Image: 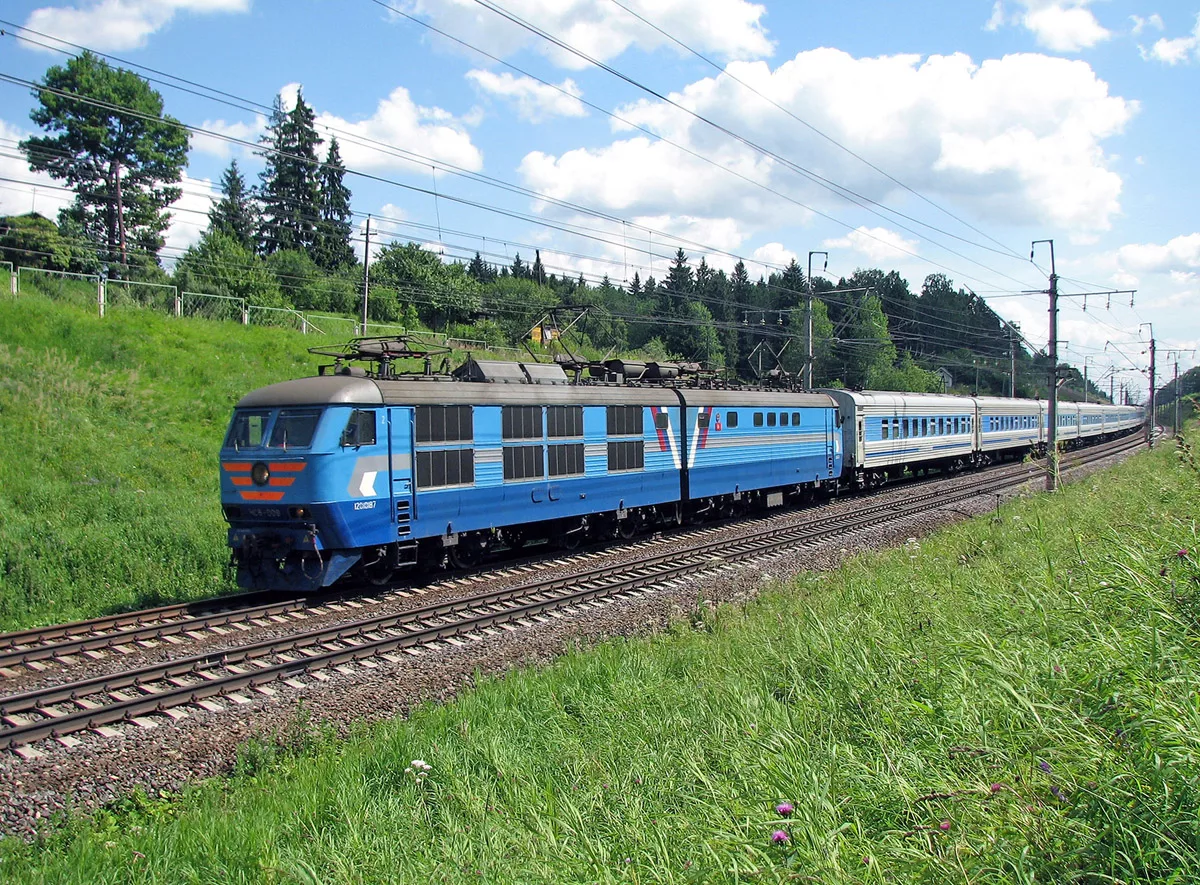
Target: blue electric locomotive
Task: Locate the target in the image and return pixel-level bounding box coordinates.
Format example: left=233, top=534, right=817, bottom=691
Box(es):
left=220, top=341, right=843, bottom=591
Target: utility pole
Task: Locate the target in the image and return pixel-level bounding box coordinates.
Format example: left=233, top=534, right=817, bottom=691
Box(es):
left=1159, top=348, right=1196, bottom=436
left=1010, top=326, right=1018, bottom=397
left=806, top=251, right=828, bottom=389
left=1033, top=240, right=1060, bottom=491
left=1083, top=357, right=1090, bottom=404
left=361, top=215, right=371, bottom=336
left=1141, top=323, right=1155, bottom=446
left=1033, top=241, right=1136, bottom=489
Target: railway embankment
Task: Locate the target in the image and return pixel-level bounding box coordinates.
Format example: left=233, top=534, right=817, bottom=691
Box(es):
left=1, top=421, right=1194, bottom=880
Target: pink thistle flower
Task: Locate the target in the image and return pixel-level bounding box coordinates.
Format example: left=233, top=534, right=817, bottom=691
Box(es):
left=939, top=820, right=952, bottom=831
left=771, top=830, right=790, bottom=844
left=990, top=783, right=1004, bottom=794
left=1179, top=549, right=1190, bottom=558
left=775, top=802, right=794, bottom=816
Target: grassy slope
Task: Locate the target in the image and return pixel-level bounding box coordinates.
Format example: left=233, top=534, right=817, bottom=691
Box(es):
left=0, top=283, right=332, bottom=629
left=3, top=427, right=1198, bottom=882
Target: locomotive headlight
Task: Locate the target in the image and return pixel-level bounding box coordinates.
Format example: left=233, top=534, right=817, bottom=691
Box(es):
left=289, top=506, right=311, bottom=519
left=251, top=461, right=271, bottom=486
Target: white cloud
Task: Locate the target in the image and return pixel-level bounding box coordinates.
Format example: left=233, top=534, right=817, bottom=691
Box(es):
left=823, top=227, right=919, bottom=264
left=311, top=87, right=483, bottom=173
left=1129, top=13, right=1164, bottom=36
left=0, top=119, right=73, bottom=219
left=1144, top=14, right=1200, bottom=65
left=399, top=0, right=773, bottom=68
left=465, top=70, right=586, bottom=123
left=163, top=172, right=217, bottom=259
left=191, top=116, right=266, bottom=159
left=520, top=49, right=1135, bottom=244
left=987, top=1, right=1111, bottom=52
left=1113, top=233, right=1200, bottom=279
left=23, top=0, right=250, bottom=53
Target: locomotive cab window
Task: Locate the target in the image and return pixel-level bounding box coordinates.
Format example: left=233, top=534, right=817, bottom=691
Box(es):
left=341, top=410, right=376, bottom=447
left=225, top=409, right=270, bottom=449
left=654, top=411, right=670, bottom=430
left=697, top=412, right=710, bottom=429
left=268, top=409, right=322, bottom=449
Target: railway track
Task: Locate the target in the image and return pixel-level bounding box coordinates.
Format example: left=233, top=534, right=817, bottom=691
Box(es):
left=0, top=434, right=1140, bottom=679
left=0, top=433, right=1141, bottom=754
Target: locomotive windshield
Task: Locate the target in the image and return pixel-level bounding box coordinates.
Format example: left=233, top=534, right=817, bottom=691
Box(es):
left=224, top=409, right=270, bottom=450
left=267, top=409, right=322, bottom=449
left=223, top=408, right=324, bottom=450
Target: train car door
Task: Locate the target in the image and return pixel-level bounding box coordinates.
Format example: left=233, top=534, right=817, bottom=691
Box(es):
left=387, top=406, right=416, bottom=539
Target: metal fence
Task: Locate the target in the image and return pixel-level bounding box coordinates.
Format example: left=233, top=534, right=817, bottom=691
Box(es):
left=4, top=261, right=541, bottom=360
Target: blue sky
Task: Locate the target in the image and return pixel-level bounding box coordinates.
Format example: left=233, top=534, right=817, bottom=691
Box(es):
left=2, top=0, right=1198, bottom=397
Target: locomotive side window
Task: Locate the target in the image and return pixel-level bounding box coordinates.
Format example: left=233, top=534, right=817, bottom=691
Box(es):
left=726, top=412, right=739, bottom=428
left=503, top=445, right=544, bottom=481
left=225, top=409, right=270, bottom=449
left=547, top=406, right=582, bottom=438
left=792, top=412, right=801, bottom=425
left=607, top=405, right=643, bottom=436
left=341, top=410, right=376, bottom=447
left=767, top=412, right=777, bottom=427
left=654, top=411, right=670, bottom=430
left=416, top=405, right=473, bottom=443
left=548, top=443, right=584, bottom=477
left=268, top=409, right=322, bottom=448
left=503, top=405, right=542, bottom=440
left=416, top=449, right=474, bottom=488
left=753, top=412, right=764, bottom=427
left=697, top=412, right=710, bottom=429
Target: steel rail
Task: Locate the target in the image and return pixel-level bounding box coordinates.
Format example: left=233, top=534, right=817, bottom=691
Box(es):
left=0, top=434, right=1139, bottom=751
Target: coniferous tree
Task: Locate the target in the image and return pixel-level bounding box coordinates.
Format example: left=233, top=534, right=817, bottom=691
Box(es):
left=258, top=89, right=322, bottom=255
left=207, top=159, right=258, bottom=251
left=510, top=252, right=527, bottom=279
left=468, top=251, right=495, bottom=284
left=531, top=249, right=546, bottom=285
left=313, top=136, right=354, bottom=270
left=22, top=51, right=188, bottom=274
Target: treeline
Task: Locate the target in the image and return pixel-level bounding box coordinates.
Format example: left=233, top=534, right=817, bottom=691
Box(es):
left=2, top=50, right=1103, bottom=398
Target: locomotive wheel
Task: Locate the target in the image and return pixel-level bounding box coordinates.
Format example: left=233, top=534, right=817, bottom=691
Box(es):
left=359, top=546, right=395, bottom=587
left=448, top=542, right=481, bottom=570
left=616, top=517, right=638, bottom=540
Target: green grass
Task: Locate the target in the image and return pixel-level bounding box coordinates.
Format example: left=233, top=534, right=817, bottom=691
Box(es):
left=0, top=285, right=340, bottom=629
left=2, top=425, right=1198, bottom=882
left=0, top=284, right=553, bottom=630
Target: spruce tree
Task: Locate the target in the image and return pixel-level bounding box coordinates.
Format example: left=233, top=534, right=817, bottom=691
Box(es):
left=207, top=159, right=258, bottom=251
left=314, top=136, right=354, bottom=270
left=258, top=89, right=322, bottom=255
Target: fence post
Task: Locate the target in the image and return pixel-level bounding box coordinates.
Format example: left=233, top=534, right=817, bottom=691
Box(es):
left=302, top=313, right=308, bottom=335
left=97, top=277, right=105, bottom=318
left=241, top=300, right=249, bottom=325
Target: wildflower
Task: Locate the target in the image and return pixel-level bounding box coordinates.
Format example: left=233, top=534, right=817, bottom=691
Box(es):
left=1099, top=581, right=1109, bottom=588
left=1051, top=785, right=1065, bottom=801
left=1053, top=664, right=1063, bottom=675
left=776, top=802, right=794, bottom=816
left=990, top=783, right=1004, bottom=794
left=771, top=830, right=790, bottom=844
left=1179, top=549, right=1190, bottom=558
left=939, top=820, right=952, bottom=831
left=1038, top=760, right=1052, bottom=774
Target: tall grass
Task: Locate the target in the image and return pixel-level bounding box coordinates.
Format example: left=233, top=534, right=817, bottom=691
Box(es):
left=2, top=427, right=1197, bottom=882
left=0, top=293, right=333, bottom=628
